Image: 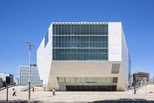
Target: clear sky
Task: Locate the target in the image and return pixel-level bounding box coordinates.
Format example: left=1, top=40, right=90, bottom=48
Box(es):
left=0, top=0, right=154, bottom=78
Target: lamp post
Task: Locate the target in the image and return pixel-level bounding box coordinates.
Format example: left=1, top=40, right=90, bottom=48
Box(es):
left=143, top=78, right=147, bottom=94
left=26, top=41, right=34, bottom=99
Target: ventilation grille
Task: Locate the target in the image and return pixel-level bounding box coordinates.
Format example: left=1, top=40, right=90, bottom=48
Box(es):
left=112, top=63, right=120, bottom=74
left=113, top=77, right=118, bottom=83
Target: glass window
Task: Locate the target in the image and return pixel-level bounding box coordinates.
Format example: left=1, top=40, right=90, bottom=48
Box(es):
left=96, top=77, right=102, bottom=83
left=106, top=77, right=113, bottom=83
left=65, top=77, right=70, bottom=83
left=86, top=77, right=96, bottom=83
left=53, top=23, right=108, bottom=60
left=70, top=77, right=75, bottom=83
left=101, top=77, right=106, bottom=82
left=44, top=32, right=48, bottom=47
left=76, top=77, right=80, bottom=83
left=57, top=77, right=116, bottom=84
left=57, top=77, right=65, bottom=83
left=53, top=24, right=56, bottom=35
left=80, top=77, right=86, bottom=83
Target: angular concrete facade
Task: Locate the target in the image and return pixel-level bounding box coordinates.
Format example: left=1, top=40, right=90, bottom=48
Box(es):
left=37, top=22, right=131, bottom=91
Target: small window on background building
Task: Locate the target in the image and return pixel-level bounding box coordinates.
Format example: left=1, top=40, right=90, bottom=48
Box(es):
left=111, top=63, right=120, bottom=74
left=44, top=32, right=49, bottom=47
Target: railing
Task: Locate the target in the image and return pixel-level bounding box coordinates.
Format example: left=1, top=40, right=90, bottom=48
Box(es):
left=0, top=85, right=15, bottom=91
left=21, top=82, right=42, bottom=92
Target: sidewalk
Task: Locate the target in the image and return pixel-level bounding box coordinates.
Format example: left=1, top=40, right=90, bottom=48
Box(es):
left=0, top=85, right=154, bottom=102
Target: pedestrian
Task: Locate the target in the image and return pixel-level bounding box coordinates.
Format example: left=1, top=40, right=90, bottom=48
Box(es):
left=134, top=87, right=136, bottom=94
left=32, top=87, right=34, bottom=92
left=12, top=88, right=16, bottom=96
left=52, top=88, right=56, bottom=96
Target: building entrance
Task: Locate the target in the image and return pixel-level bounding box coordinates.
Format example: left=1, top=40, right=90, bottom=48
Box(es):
left=66, top=85, right=116, bottom=91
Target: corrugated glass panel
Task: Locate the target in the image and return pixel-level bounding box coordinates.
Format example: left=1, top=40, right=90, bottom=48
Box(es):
left=86, top=77, right=96, bottom=83
left=53, top=23, right=108, bottom=60
left=58, top=77, right=65, bottom=83
left=101, top=77, right=106, bottom=82
left=70, top=77, right=75, bottom=83
left=96, top=77, right=102, bottom=83
left=65, top=77, right=70, bottom=83
left=106, top=77, right=113, bottom=83
left=76, top=77, right=80, bottom=83
left=80, top=77, right=86, bottom=83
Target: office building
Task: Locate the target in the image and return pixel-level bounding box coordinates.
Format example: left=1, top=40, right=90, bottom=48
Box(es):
left=37, top=22, right=131, bottom=91
left=19, top=65, right=40, bottom=85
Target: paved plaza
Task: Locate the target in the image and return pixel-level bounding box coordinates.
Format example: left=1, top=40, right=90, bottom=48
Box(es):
left=0, top=85, right=154, bottom=102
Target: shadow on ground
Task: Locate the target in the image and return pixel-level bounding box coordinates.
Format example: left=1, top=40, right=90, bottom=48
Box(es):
left=0, top=99, right=154, bottom=103
left=0, top=100, right=40, bottom=103
left=89, top=98, right=154, bottom=103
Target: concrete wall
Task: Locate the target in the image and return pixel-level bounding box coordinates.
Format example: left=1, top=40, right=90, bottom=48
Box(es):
left=121, top=27, right=130, bottom=89
left=108, top=22, right=130, bottom=90
left=108, top=22, right=122, bottom=61
left=48, top=61, right=126, bottom=91
left=37, top=24, right=53, bottom=89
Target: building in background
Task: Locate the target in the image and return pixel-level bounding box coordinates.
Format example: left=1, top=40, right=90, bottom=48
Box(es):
left=19, top=65, right=40, bottom=85
left=129, top=75, right=133, bottom=86
left=0, top=78, right=3, bottom=88
left=9, top=74, right=14, bottom=85
left=0, top=72, right=14, bottom=85
left=133, top=72, right=149, bottom=87
left=149, top=76, right=154, bottom=83
left=37, top=22, right=131, bottom=91
left=14, top=78, right=19, bottom=85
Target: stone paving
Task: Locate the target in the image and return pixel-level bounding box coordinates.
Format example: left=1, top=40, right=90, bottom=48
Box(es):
left=0, top=85, right=154, bottom=102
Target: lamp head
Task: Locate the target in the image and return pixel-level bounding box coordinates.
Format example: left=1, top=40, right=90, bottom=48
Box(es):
left=26, top=41, right=34, bottom=48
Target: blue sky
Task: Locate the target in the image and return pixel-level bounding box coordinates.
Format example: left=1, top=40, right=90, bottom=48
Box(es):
left=0, top=0, right=154, bottom=77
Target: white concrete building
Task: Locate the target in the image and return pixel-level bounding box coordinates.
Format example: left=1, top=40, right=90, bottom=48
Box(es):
left=37, top=22, right=131, bottom=91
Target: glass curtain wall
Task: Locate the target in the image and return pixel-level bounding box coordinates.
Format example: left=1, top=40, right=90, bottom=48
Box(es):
left=53, top=23, right=108, bottom=60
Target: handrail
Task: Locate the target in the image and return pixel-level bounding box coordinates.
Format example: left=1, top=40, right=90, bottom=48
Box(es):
left=21, top=82, right=42, bottom=91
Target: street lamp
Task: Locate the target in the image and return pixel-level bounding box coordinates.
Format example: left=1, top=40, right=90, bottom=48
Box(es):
left=143, top=78, right=147, bottom=94
left=26, top=41, right=34, bottom=99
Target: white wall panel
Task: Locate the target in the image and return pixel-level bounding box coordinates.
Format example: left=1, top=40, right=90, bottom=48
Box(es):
left=37, top=24, right=52, bottom=85
left=108, top=22, right=122, bottom=61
